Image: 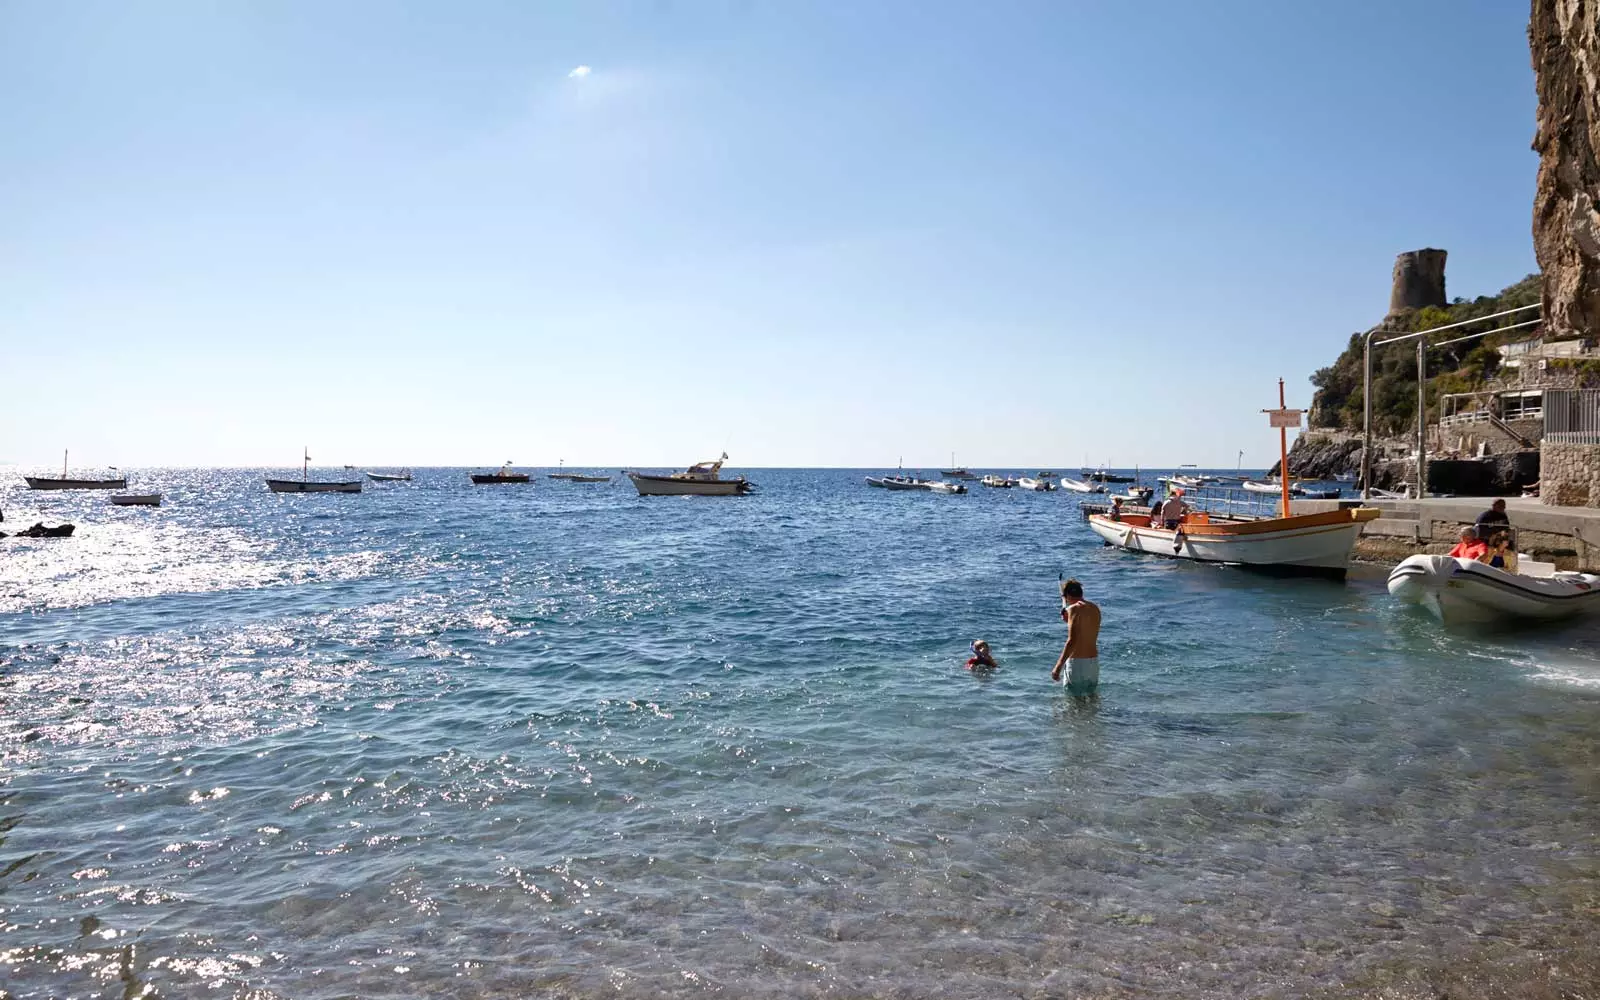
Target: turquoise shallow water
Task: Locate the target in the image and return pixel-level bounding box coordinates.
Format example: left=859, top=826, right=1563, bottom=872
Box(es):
left=2, top=468, right=1598, bottom=998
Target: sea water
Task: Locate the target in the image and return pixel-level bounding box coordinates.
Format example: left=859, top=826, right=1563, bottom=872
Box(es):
left=2, top=469, right=1597, bottom=998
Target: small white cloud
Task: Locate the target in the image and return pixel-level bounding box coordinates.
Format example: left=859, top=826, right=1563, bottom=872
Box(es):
left=567, top=65, right=592, bottom=79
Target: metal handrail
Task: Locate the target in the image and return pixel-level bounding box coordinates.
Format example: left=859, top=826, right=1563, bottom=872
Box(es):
left=1362, top=302, right=1543, bottom=499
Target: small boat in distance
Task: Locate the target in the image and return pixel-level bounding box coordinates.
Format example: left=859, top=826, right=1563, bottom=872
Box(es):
left=471, top=463, right=530, bottom=484
left=366, top=469, right=413, bottom=482
left=628, top=453, right=752, bottom=496
left=1083, top=468, right=1137, bottom=484
left=111, top=494, right=162, bottom=507
left=1016, top=477, right=1055, bottom=492
left=549, top=460, right=611, bottom=483
left=925, top=479, right=968, bottom=494
left=980, top=475, right=1016, bottom=488
left=941, top=454, right=977, bottom=480
left=25, top=450, right=127, bottom=490
left=1059, top=477, right=1104, bottom=494
left=866, top=475, right=925, bottom=490
left=266, top=449, right=363, bottom=493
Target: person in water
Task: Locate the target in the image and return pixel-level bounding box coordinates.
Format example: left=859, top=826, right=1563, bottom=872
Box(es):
left=1482, top=530, right=1519, bottom=572
left=1051, top=578, right=1101, bottom=695
left=967, top=639, right=999, bottom=671
left=1448, top=525, right=1488, bottom=561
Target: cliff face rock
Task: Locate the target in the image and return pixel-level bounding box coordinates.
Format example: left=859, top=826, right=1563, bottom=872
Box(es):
left=1388, top=249, right=1448, bottom=315
left=1532, top=0, right=1600, bottom=336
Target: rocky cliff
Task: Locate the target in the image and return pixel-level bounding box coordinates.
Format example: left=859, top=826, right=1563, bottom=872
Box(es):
left=1532, top=0, right=1600, bottom=337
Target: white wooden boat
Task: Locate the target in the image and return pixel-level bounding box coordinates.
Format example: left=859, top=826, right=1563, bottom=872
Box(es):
left=25, top=451, right=125, bottom=490
left=366, top=469, right=412, bottom=482
left=1387, top=554, right=1600, bottom=624
left=628, top=454, right=751, bottom=496
left=1059, top=477, right=1102, bottom=494
left=925, top=480, right=968, bottom=494
left=980, top=475, right=1016, bottom=488
left=1016, top=477, right=1054, bottom=491
left=110, top=494, right=162, bottom=506
left=1088, top=507, right=1380, bottom=579
left=267, top=449, right=362, bottom=493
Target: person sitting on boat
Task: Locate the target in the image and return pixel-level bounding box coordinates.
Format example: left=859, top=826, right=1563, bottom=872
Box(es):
left=1158, top=489, right=1189, bottom=530
left=1482, top=531, right=1519, bottom=573
left=1448, top=525, right=1488, bottom=561
left=1475, top=498, right=1510, bottom=533
left=1108, top=496, right=1124, bottom=522
left=966, top=640, right=999, bottom=671
left=1147, top=495, right=1163, bottom=523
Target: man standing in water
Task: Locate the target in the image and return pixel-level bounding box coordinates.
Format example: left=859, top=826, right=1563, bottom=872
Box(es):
left=1051, top=578, right=1101, bottom=695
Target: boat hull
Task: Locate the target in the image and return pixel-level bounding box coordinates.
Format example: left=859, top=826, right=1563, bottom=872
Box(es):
left=25, top=477, right=126, bottom=490
left=1087, top=508, right=1379, bottom=579
left=266, top=479, right=363, bottom=493
left=470, top=474, right=529, bottom=484
left=628, top=473, right=750, bottom=496
left=366, top=473, right=412, bottom=482
left=1387, top=554, right=1600, bottom=624
left=110, top=494, right=162, bottom=506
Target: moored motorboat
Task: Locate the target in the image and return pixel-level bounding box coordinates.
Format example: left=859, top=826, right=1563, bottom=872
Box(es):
left=1110, top=486, right=1154, bottom=504
left=1084, top=469, right=1137, bottom=484
left=267, top=449, right=363, bottom=493
left=25, top=450, right=125, bottom=490
left=1387, top=554, right=1600, bottom=624
left=110, top=494, right=162, bottom=506
left=980, top=475, right=1016, bottom=488
left=628, top=453, right=751, bottom=496
left=556, top=474, right=612, bottom=483
left=1086, top=380, right=1380, bottom=579
left=1016, top=477, right=1054, bottom=491
left=366, top=469, right=413, bottom=482
left=925, top=479, right=968, bottom=494
left=1088, top=506, right=1380, bottom=578
left=866, top=475, right=926, bottom=490
left=471, top=463, right=530, bottom=484
left=1059, top=477, right=1103, bottom=494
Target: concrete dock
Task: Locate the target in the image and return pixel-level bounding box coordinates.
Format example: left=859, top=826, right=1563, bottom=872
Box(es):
left=1293, top=496, right=1600, bottom=570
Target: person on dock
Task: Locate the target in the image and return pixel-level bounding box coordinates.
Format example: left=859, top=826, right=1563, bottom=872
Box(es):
left=1158, top=489, right=1189, bottom=530
left=1051, top=579, right=1100, bottom=696
left=1476, top=498, right=1510, bottom=532
left=1448, top=525, right=1488, bottom=561
left=967, top=640, right=999, bottom=671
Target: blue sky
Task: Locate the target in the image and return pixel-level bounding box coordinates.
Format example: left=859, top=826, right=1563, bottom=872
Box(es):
left=1, top=1, right=1538, bottom=470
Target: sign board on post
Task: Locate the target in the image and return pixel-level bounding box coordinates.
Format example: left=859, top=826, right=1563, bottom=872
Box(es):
left=1266, top=408, right=1303, bottom=429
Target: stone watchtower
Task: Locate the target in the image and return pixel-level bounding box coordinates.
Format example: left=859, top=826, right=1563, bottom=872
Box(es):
left=1387, top=248, right=1448, bottom=316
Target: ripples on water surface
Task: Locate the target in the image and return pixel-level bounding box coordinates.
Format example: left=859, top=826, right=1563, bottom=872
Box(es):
left=2, top=469, right=1597, bottom=998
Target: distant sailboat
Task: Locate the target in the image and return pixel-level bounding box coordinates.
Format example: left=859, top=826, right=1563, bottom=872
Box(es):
left=267, top=448, right=363, bottom=493
left=25, top=450, right=126, bottom=490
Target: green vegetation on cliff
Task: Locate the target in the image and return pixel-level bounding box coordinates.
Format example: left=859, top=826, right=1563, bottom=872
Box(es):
left=1308, top=274, right=1542, bottom=435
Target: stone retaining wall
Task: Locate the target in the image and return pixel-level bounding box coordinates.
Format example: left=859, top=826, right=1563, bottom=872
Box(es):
left=1539, top=439, right=1600, bottom=506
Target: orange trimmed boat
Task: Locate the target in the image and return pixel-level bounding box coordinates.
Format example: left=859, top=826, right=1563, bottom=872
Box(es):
left=1086, top=381, right=1380, bottom=579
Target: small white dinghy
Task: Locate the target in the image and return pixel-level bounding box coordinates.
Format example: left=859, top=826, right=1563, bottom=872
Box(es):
left=1387, top=554, right=1600, bottom=625
left=110, top=494, right=162, bottom=507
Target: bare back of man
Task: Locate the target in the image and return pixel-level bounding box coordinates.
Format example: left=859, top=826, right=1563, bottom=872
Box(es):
left=1051, top=579, right=1102, bottom=695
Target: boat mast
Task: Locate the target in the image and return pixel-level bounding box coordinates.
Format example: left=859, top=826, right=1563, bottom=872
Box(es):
left=63, top=449, right=68, bottom=479
left=303, top=447, right=309, bottom=482
left=1277, top=380, right=1291, bottom=518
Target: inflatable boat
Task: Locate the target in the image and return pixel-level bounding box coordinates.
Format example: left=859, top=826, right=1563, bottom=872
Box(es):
left=1386, top=554, right=1600, bottom=624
